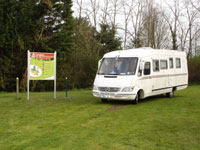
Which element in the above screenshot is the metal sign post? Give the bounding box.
[16,77,19,99]
[27,50,30,100]
[54,51,56,100]
[65,77,68,98]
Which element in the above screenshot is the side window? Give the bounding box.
[160,60,168,69]
[176,58,181,68]
[153,60,159,72]
[169,58,173,69]
[144,62,151,75]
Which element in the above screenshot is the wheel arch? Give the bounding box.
[173,87,177,91]
[137,89,145,99]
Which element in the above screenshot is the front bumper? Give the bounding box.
[92,90,136,100]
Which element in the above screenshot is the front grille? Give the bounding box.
[98,87,121,92]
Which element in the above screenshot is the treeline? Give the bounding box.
[0,0,121,91]
[1,0,200,92]
[74,0,200,56]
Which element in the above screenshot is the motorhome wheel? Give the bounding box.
[166,91,174,98]
[101,99,108,103]
[133,94,139,104]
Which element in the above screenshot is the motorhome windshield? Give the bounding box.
[98,57,138,75]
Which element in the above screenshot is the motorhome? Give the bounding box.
[92,47,188,104]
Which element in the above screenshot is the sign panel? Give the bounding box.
[27,51,56,100]
[30,52,55,80]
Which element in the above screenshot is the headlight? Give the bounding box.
[122,87,134,92]
[93,85,98,91]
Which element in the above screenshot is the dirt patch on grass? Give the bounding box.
[106,105,127,112]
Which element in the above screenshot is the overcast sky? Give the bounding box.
[71,0,199,50]
[71,0,177,31]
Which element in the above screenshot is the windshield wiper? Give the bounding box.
[98,73,105,75]
[109,73,119,75]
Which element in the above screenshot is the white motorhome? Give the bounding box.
[92,48,188,104]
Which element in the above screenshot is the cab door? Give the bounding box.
[141,61,152,97]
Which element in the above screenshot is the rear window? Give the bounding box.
[160,60,168,69]
[169,58,173,69]
[176,58,181,68]
[144,62,151,75]
[153,60,159,72]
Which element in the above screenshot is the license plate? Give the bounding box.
[101,93,113,98]
[101,93,104,98]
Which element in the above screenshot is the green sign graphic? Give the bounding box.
[30,52,55,80]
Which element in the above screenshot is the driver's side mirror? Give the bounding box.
[138,62,144,76]
[98,59,102,69]
[139,62,144,70]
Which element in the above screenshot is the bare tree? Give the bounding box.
[142,0,157,48]
[125,0,170,49]
[154,12,170,49]
[74,0,83,19]
[189,0,200,56]
[110,0,121,27]
[129,0,144,48]
[72,0,200,54]
[121,0,135,49]
[84,0,100,29]
[193,27,200,56]
[163,0,182,50]
[181,0,200,57]
[140,0,169,49]
[190,0,200,12]
[100,0,110,24]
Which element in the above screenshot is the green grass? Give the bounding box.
[0,85,200,150]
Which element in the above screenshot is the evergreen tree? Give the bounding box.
[96,24,122,56]
[0,0,74,91]
[67,18,101,89]
[38,0,74,91]
[0,0,48,91]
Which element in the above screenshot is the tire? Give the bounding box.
[133,93,139,104]
[166,91,174,98]
[101,98,108,103]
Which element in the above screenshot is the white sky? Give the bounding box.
[71,0,178,34]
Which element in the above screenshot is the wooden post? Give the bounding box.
[16,77,19,99]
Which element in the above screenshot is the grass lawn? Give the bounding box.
[0,85,200,150]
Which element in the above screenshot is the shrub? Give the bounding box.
[188,56,200,83]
